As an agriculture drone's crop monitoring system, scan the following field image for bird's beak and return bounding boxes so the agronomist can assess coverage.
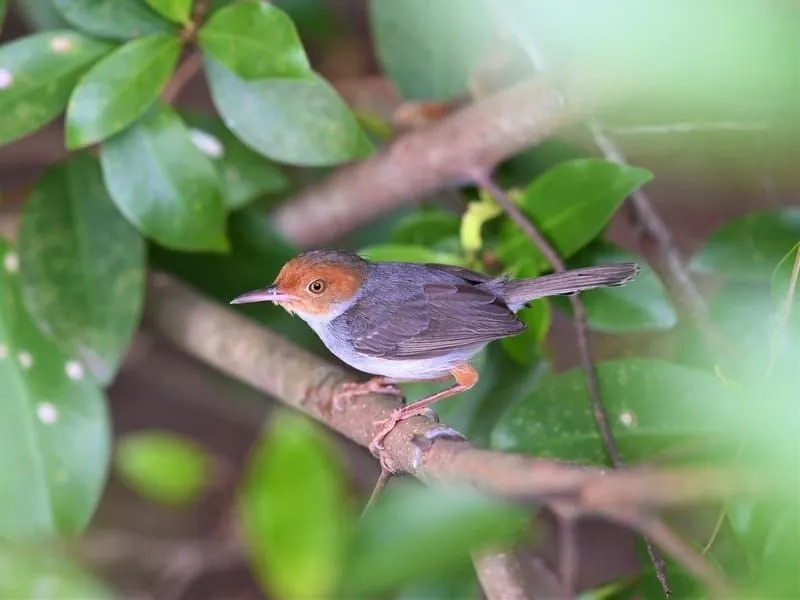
[229,286,294,305]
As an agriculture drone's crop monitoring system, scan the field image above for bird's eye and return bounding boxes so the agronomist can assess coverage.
[307,279,326,294]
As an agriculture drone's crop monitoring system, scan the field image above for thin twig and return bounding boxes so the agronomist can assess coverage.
[161,48,203,105]
[362,468,392,517]
[778,243,800,329]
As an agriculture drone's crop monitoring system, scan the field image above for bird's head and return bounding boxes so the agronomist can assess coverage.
[230,250,368,321]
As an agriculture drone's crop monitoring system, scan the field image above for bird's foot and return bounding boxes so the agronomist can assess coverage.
[332,378,405,412]
[368,406,442,471]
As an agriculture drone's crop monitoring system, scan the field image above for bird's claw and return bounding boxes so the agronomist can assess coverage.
[332,379,405,412]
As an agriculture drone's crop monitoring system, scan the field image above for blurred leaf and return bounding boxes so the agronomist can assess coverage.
[491,358,731,464]
[53,0,171,39]
[0,544,113,599]
[66,33,181,148]
[115,430,212,506]
[461,191,502,254]
[17,0,72,30]
[18,155,145,385]
[691,208,800,282]
[199,0,311,80]
[239,411,350,599]
[100,102,228,252]
[205,57,373,166]
[358,243,464,265]
[0,237,110,539]
[501,299,550,365]
[390,209,461,249]
[341,482,527,596]
[552,241,677,332]
[0,1,7,34]
[145,0,192,24]
[181,111,289,210]
[771,242,799,308]
[369,0,493,100]
[0,31,112,145]
[497,159,652,275]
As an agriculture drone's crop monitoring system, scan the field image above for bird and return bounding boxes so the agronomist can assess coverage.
[230,249,638,464]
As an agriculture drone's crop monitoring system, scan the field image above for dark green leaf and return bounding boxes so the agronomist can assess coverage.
[691,208,800,282]
[491,358,731,464]
[53,0,171,40]
[553,241,677,332]
[18,156,145,385]
[0,31,112,145]
[16,0,70,30]
[145,0,192,24]
[390,209,461,249]
[115,430,212,506]
[100,102,228,252]
[358,243,464,265]
[369,0,493,100]
[66,33,181,148]
[0,238,110,539]
[496,159,653,275]
[205,57,373,166]
[239,411,351,599]
[501,299,550,365]
[341,482,527,595]
[771,242,799,307]
[0,544,113,599]
[0,1,7,34]
[181,111,289,210]
[199,0,310,80]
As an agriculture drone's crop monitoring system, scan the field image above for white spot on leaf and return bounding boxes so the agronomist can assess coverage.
[0,344,7,360]
[188,128,224,158]
[3,251,19,273]
[619,411,636,427]
[0,68,13,90]
[65,360,85,380]
[50,36,73,53]
[17,351,33,369]
[37,402,59,425]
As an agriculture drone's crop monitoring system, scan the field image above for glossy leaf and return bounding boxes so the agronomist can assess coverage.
[199,0,310,80]
[497,159,653,276]
[0,545,113,599]
[145,0,193,24]
[553,241,677,332]
[66,34,181,148]
[0,31,112,145]
[205,57,373,166]
[53,0,171,40]
[239,411,350,599]
[691,208,800,281]
[115,430,212,506]
[390,209,461,249]
[501,299,551,365]
[370,0,492,100]
[181,111,289,210]
[0,238,110,539]
[100,103,228,252]
[341,481,527,595]
[358,243,464,265]
[18,156,145,385]
[491,358,731,464]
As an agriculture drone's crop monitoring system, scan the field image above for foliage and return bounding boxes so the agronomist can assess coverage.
[0,0,796,598]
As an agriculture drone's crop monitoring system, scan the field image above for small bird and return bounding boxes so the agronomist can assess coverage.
[230,250,638,462]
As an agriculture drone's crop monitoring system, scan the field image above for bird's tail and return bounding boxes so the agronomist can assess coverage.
[500,263,639,309]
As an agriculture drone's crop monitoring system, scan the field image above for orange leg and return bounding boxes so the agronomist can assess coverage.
[331,373,453,411]
[368,363,479,459]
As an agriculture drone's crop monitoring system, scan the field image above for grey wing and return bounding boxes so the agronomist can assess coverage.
[350,282,525,359]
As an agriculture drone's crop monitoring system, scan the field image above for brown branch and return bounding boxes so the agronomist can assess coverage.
[473,550,532,600]
[270,76,579,246]
[161,48,203,105]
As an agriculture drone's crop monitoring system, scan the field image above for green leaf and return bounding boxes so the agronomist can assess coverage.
[199,0,310,80]
[0,237,110,539]
[461,191,503,254]
[18,156,145,385]
[390,209,461,249]
[53,0,172,40]
[691,208,800,282]
[205,57,373,166]
[181,111,289,210]
[0,31,112,146]
[115,430,212,506]
[341,482,527,595]
[491,358,731,464]
[771,242,799,320]
[66,33,181,148]
[0,544,113,599]
[145,0,193,24]
[100,102,229,252]
[0,1,8,34]
[496,159,653,275]
[501,299,551,366]
[553,241,677,333]
[239,411,351,599]
[369,0,492,100]
[358,243,464,265]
